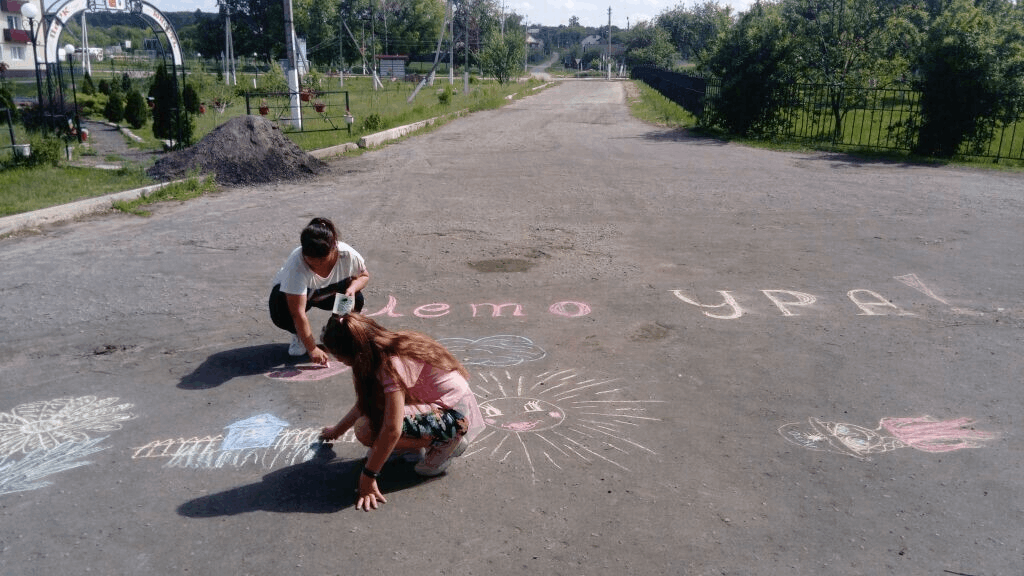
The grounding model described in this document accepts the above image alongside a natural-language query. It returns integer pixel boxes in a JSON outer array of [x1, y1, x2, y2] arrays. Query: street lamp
[[65, 43, 82, 141], [20, 2, 45, 117]]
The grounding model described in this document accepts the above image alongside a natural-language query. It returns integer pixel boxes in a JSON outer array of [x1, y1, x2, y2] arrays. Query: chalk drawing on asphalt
[[133, 424, 358, 470], [779, 416, 996, 461], [465, 368, 663, 477], [266, 362, 350, 381], [0, 396, 135, 496], [894, 273, 950, 305], [439, 335, 547, 367]]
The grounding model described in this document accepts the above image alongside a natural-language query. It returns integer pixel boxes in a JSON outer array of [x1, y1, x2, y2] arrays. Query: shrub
[[121, 72, 132, 93], [361, 113, 385, 132], [81, 72, 96, 95], [124, 89, 148, 129], [182, 83, 200, 114], [20, 135, 64, 167], [104, 84, 125, 124], [98, 78, 111, 95], [438, 84, 454, 106]]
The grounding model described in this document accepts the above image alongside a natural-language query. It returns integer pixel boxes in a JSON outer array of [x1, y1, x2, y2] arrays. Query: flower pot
[[259, 106, 269, 116], [300, 91, 311, 102], [314, 103, 325, 113]]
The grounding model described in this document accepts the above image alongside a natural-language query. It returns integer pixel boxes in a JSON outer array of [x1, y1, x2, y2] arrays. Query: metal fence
[[633, 67, 1024, 162]]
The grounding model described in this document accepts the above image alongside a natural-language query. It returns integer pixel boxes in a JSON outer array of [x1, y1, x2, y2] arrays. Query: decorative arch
[[43, 0, 182, 66]]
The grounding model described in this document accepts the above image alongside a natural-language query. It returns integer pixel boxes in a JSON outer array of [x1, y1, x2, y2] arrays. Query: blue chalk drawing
[[221, 414, 290, 451], [0, 437, 109, 496]]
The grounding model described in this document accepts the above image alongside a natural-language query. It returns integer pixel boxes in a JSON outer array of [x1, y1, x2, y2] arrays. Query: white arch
[[44, 0, 183, 66]]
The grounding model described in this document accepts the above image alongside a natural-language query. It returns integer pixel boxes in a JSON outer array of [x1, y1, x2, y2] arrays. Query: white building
[[1, 0, 43, 77]]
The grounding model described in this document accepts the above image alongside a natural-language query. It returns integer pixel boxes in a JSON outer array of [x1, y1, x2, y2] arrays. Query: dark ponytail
[[300, 217, 338, 258]]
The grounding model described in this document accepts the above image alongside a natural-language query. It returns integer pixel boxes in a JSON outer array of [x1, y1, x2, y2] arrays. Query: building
[[1, 0, 42, 77]]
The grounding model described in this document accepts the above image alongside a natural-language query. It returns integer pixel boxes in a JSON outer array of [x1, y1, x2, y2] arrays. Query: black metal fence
[[632, 67, 1024, 162], [244, 90, 353, 133]]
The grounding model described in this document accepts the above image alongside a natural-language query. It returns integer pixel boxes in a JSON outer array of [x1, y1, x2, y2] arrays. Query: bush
[[361, 113, 385, 132], [182, 83, 200, 114], [104, 84, 125, 124], [437, 84, 454, 106], [121, 72, 132, 93], [81, 72, 96, 95], [98, 78, 111, 95], [19, 135, 64, 167], [73, 92, 106, 118], [124, 89, 148, 129]]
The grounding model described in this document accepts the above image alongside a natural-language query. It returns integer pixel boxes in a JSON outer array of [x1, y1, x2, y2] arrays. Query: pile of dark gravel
[[147, 115, 328, 186]]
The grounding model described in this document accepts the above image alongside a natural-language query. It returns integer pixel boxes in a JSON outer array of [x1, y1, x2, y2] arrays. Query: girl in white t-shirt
[[269, 217, 370, 365], [318, 313, 483, 512]]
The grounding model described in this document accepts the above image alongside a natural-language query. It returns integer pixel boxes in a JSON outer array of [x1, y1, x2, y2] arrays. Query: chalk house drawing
[[132, 415, 357, 470], [779, 416, 996, 460], [439, 335, 546, 367], [0, 396, 136, 496], [466, 368, 663, 477]]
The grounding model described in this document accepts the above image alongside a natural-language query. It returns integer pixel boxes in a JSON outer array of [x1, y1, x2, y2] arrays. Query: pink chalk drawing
[[879, 416, 995, 453], [265, 363, 350, 382], [779, 415, 996, 460]]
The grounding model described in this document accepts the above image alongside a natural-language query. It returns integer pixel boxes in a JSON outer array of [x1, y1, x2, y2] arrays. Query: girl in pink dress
[[318, 313, 483, 512]]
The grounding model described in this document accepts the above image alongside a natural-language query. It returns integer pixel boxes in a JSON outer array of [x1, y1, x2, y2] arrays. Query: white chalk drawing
[[265, 362, 350, 381], [222, 414, 290, 450], [779, 416, 996, 460], [466, 368, 663, 477], [439, 335, 547, 367], [133, 425, 358, 470], [0, 396, 135, 496], [894, 273, 949, 305], [0, 438, 109, 496]]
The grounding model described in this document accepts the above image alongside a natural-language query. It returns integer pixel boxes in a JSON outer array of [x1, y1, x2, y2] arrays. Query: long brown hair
[[320, 313, 468, 434]]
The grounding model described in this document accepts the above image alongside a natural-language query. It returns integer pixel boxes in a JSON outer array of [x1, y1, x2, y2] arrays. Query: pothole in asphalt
[[468, 258, 535, 273]]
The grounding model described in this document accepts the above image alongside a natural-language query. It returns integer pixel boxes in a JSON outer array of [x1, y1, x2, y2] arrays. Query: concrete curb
[[0, 179, 187, 237], [357, 109, 468, 149]]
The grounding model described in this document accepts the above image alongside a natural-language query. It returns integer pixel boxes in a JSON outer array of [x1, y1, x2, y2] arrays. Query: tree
[[479, 29, 525, 84], [700, 1, 795, 135], [913, 0, 1024, 157], [104, 83, 125, 124], [622, 21, 677, 69], [569, 15, 580, 27], [81, 72, 96, 95], [150, 62, 186, 142], [657, 1, 733, 62], [124, 89, 148, 129]]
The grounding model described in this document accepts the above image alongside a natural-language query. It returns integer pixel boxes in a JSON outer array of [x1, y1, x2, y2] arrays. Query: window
[[10, 46, 26, 61], [8, 15, 23, 30]]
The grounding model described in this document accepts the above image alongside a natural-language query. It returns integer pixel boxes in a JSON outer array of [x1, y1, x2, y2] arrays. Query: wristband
[[362, 467, 380, 479]]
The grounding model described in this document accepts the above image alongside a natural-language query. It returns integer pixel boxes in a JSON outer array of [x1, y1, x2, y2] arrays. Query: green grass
[[626, 80, 699, 129], [0, 164, 154, 217], [112, 173, 216, 216]]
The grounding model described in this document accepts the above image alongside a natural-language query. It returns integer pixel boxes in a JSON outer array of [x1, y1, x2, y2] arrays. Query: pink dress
[[381, 357, 484, 443]]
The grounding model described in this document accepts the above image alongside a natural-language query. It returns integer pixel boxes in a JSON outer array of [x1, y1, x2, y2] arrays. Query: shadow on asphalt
[[629, 129, 730, 145], [179, 343, 293, 390], [176, 455, 433, 516]]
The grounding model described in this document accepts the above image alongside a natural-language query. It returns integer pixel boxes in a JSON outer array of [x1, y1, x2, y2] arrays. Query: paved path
[[1, 80, 1022, 575]]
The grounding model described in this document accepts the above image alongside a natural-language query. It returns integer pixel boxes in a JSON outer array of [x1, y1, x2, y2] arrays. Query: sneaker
[[288, 334, 306, 356], [414, 437, 467, 477]]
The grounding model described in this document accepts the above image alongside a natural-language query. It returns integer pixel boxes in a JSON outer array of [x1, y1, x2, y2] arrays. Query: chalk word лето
[[365, 295, 591, 319]]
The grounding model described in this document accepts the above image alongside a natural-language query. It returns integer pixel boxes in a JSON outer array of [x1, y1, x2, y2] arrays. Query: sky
[[147, 0, 758, 30]]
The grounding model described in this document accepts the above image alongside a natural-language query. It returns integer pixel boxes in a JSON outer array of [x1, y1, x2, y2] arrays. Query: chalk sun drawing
[[779, 416, 996, 461], [439, 335, 547, 367], [465, 368, 663, 477], [0, 396, 135, 496]]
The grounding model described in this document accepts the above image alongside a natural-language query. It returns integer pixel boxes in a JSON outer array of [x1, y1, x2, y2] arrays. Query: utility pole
[[449, 0, 454, 84], [607, 6, 612, 80], [283, 0, 302, 128]]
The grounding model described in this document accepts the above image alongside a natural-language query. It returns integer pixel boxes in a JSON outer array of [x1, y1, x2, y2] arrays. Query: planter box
[[3, 28, 31, 44]]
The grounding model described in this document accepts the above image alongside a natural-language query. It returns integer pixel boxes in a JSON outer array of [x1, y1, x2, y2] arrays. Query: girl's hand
[[320, 425, 341, 441], [310, 346, 330, 366], [356, 475, 387, 512]]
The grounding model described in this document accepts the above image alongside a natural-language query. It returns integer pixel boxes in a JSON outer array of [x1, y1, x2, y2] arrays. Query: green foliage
[[623, 21, 678, 69], [121, 72, 132, 93], [437, 84, 454, 106], [151, 63, 177, 140], [361, 112, 385, 132], [81, 72, 96, 96], [183, 83, 201, 114], [104, 83, 125, 124], [701, 2, 795, 136], [98, 79, 111, 96], [256, 60, 288, 94], [0, 82, 14, 114], [912, 0, 1024, 157], [22, 135, 64, 167], [657, 1, 733, 61], [480, 30, 526, 85], [72, 92, 106, 118], [124, 89, 148, 129]]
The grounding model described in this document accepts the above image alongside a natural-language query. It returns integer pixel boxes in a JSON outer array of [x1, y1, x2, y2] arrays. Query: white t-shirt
[[272, 241, 367, 296]]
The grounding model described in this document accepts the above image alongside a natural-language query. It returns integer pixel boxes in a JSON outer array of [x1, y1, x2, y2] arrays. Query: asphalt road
[[1, 79, 1022, 575]]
